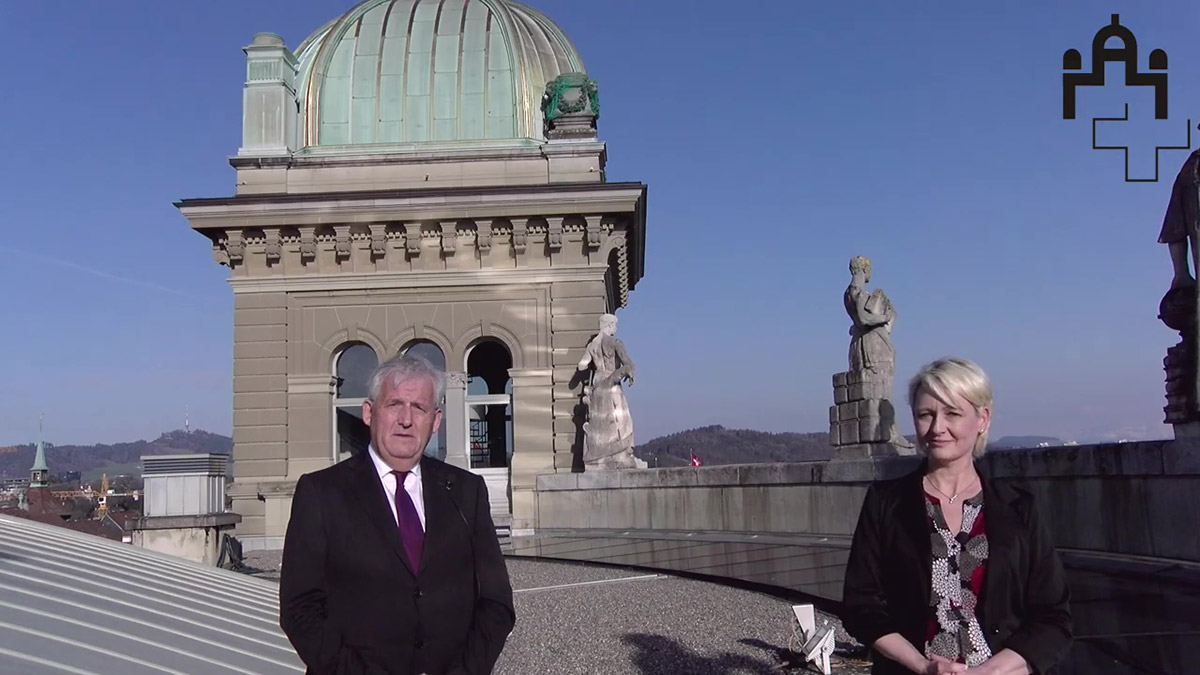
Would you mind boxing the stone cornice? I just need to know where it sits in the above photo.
[130,513,242,530]
[177,181,645,213]
[229,266,608,294]
[180,183,645,308]
[230,139,607,169]
[180,196,643,234]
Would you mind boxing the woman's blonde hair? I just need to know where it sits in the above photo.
[906,357,993,456]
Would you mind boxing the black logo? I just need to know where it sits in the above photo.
[1063,14,1190,182]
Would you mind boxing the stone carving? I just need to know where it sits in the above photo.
[577,314,639,470]
[830,256,914,459]
[369,224,387,260]
[334,230,351,261]
[299,228,317,263]
[405,224,422,256]
[585,216,602,250]
[477,221,492,253]
[845,255,896,386]
[1158,148,1200,426]
[264,229,282,263]
[512,219,528,254]
[547,218,563,251]
[225,232,245,265]
[541,72,599,140]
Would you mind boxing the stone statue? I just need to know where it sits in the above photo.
[845,256,897,386]
[577,314,638,469]
[1158,147,1200,426]
[830,256,914,457]
[1160,148,1200,292]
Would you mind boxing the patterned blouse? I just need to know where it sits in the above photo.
[924,492,993,667]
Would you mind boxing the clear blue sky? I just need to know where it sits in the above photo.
[2,1,1196,446]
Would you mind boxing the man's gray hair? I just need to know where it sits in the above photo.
[366,353,447,409]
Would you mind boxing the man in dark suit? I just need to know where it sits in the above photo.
[280,354,515,675]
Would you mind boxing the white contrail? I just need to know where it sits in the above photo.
[0,245,206,300]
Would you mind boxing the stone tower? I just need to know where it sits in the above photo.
[177,0,647,547]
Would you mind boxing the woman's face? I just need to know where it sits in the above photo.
[912,386,990,463]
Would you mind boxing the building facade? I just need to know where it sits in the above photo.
[178,0,646,548]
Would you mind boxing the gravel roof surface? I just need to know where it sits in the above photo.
[246,551,871,673]
[498,558,870,674]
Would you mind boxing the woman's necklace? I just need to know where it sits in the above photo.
[924,475,977,504]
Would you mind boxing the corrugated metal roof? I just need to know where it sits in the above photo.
[0,514,303,674]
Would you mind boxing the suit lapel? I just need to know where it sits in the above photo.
[349,450,416,576]
[418,458,454,574]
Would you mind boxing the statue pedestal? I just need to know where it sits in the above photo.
[833,442,912,460]
[829,371,916,460]
[585,451,642,471]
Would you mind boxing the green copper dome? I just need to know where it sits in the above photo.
[293,0,586,150]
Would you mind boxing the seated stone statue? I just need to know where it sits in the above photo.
[845,256,912,449]
[846,257,896,378]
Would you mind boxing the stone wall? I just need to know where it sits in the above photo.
[527,440,1199,600]
[132,524,226,566]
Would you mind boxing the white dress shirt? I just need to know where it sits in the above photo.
[368,445,426,532]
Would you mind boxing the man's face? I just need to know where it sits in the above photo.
[362,374,443,471]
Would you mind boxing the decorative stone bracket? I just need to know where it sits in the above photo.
[264,227,282,264]
[405,224,423,256]
[546,217,563,252]
[512,219,528,254]
[440,221,457,255]
[477,220,493,253]
[369,224,387,260]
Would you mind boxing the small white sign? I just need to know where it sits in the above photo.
[791,604,834,675]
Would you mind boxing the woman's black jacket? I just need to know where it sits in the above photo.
[841,463,1072,674]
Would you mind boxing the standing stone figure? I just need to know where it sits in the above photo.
[577,314,638,469]
[1158,147,1200,426]
[830,256,914,457]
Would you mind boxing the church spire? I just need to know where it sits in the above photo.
[30,414,49,487]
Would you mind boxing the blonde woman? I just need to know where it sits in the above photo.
[841,357,1072,675]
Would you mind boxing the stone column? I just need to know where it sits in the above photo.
[508,368,554,533]
[287,374,337,478]
[444,371,469,470]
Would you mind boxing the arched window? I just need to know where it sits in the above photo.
[465,340,513,469]
[333,343,377,461]
[399,340,447,461]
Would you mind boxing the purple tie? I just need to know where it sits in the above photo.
[391,470,424,573]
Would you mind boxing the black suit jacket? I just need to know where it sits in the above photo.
[841,462,1072,675]
[279,453,515,675]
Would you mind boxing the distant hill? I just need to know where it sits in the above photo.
[632,426,1081,466]
[988,435,1064,449]
[634,425,835,467]
[0,430,232,479]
